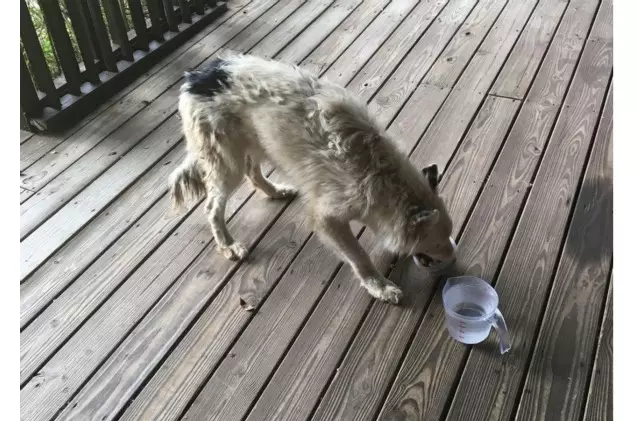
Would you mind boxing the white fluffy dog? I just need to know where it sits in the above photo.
[169,53,455,304]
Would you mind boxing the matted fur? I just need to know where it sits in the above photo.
[169,53,455,304]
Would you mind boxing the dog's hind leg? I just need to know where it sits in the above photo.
[313,215,403,304]
[204,178,248,261]
[246,156,297,200]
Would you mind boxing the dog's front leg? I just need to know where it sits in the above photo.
[314,216,403,304]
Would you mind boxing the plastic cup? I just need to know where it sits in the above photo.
[442,276,511,354]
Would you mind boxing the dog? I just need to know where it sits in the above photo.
[169,53,455,304]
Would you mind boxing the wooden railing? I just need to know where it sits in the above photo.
[20,0,227,132]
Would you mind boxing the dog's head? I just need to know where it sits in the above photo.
[406,164,455,265]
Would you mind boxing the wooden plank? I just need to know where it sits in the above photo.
[20,0,60,109]
[127,0,150,50]
[18,0,274,199]
[582,277,613,421]
[20,134,63,172]
[19,114,182,280]
[322,0,421,86]
[276,0,363,64]
[20,130,34,144]
[367,0,506,124]
[18,0,280,238]
[514,82,613,421]
[221,0,307,53]
[86,0,119,72]
[346,0,463,98]
[249,0,336,59]
[491,0,569,98]
[19,83,179,238]
[103,0,135,60]
[444,1,613,419]
[408,0,538,171]
[19,181,287,421]
[66,0,101,84]
[375,0,605,419]
[301,0,391,76]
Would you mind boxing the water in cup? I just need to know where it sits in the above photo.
[442,276,511,354]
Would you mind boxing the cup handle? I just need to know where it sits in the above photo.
[491,308,511,354]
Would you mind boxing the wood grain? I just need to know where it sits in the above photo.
[491,0,569,98]
[408,0,538,172]
[322,0,421,86]
[20,134,63,173]
[277,0,363,64]
[420,0,510,89]
[376,1,604,420]
[514,81,613,421]
[347,0,455,99]
[367,0,502,121]
[250,0,335,59]
[19,176,289,421]
[20,130,34,144]
[301,0,391,76]
[20,115,181,277]
[445,1,612,419]
[582,277,613,421]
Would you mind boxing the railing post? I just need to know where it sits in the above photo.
[20,0,60,109]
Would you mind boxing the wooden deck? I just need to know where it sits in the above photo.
[20,0,613,420]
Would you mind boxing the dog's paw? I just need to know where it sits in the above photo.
[270,184,298,200]
[378,282,403,304]
[218,242,249,261]
[363,277,403,304]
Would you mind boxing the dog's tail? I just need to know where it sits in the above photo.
[169,156,207,212]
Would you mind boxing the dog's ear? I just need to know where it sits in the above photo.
[410,209,439,228]
[422,164,441,190]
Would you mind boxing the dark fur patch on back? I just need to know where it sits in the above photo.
[183,58,230,97]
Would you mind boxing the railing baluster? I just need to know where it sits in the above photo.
[86,0,119,72]
[146,0,165,41]
[162,0,180,32]
[37,0,83,95]
[66,0,101,85]
[21,49,40,117]
[193,0,205,15]
[20,0,60,109]
[103,0,135,61]
[179,0,191,24]
[127,0,149,51]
